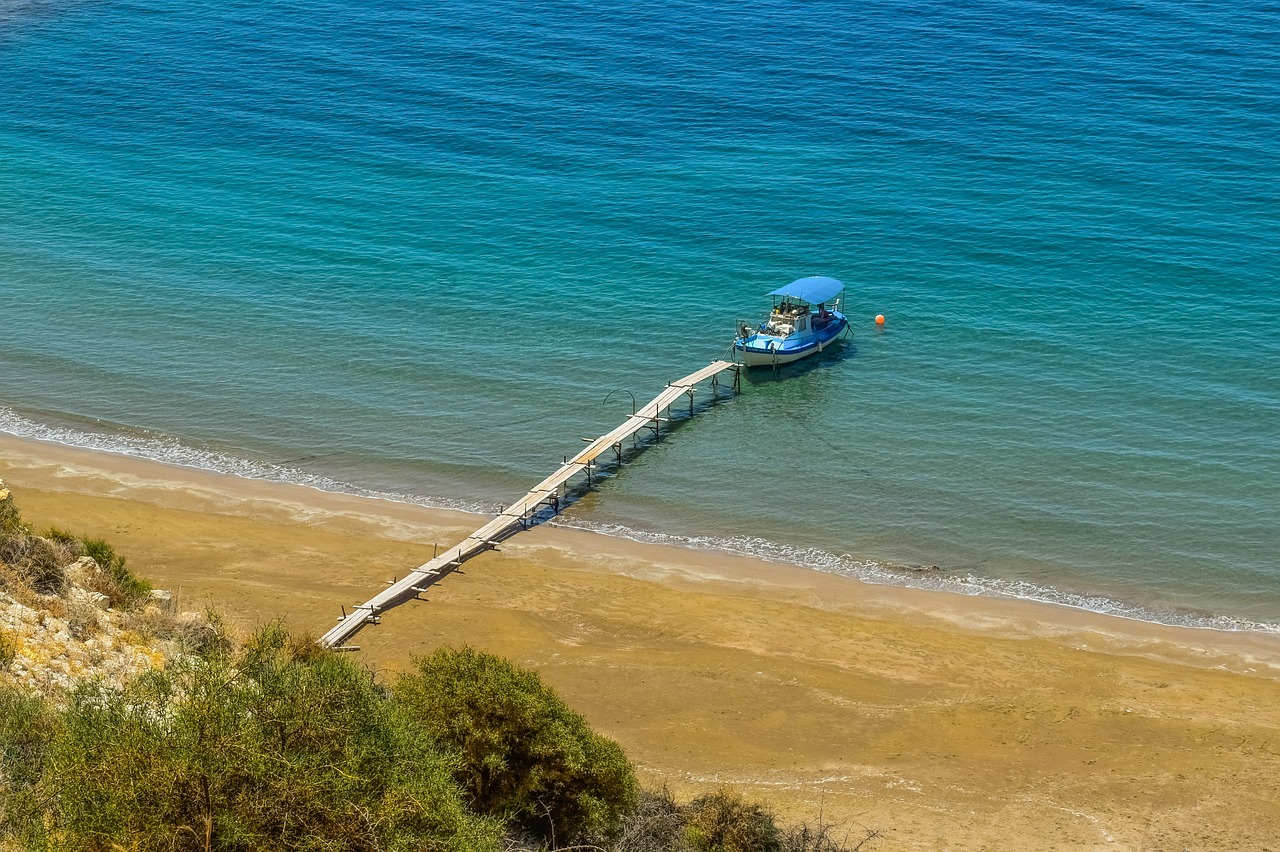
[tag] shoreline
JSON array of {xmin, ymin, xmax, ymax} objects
[
  {"xmin": 4, "ymin": 431, "xmax": 1280, "ymax": 848},
  {"xmin": 3, "ymin": 411, "xmax": 1275, "ymax": 637},
  {"xmin": 1, "ymin": 430, "xmax": 1278, "ymax": 674},
  {"xmin": 2, "ymin": 429, "xmax": 1278, "ymax": 661}
]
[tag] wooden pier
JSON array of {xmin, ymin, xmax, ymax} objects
[{"xmin": 318, "ymin": 359, "xmax": 741, "ymax": 650}]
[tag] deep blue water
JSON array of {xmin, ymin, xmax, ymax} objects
[{"xmin": 2, "ymin": 0, "xmax": 1278, "ymax": 629}]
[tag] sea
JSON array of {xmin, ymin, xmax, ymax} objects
[{"xmin": 2, "ymin": 0, "xmax": 1277, "ymax": 631}]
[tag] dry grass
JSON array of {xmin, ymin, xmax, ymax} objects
[
  {"xmin": 0, "ymin": 534, "xmax": 65, "ymax": 597},
  {"xmin": 62, "ymin": 594, "xmax": 103, "ymax": 642},
  {"xmin": 0, "ymin": 496, "xmax": 151, "ymax": 616},
  {"xmin": 608, "ymin": 788, "xmax": 882, "ymax": 852},
  {"xmin": 0, "ymin": 628, "xmax": 16, "ymax": 670},
  {"xmin": 0, "ymin": 491, "xmax": 192, "ymax": 682},
  {"xmin": 128, "ymin": 603, "xmax": 231, "ymax": 658}
]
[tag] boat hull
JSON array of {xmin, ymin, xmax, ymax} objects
[{"xmin": 734, "ymin": 315, "xmax": 847, "ymax": 368}]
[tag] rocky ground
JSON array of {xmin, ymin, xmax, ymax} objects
[
  {"xmin": 1, "ymin": 563, "xmax": 166, "ymax": 697},
  {"xmin": 0, "ymin": 479, "xmax": 208, "ymax": 701}
]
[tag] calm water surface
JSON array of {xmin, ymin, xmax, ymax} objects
[{"xmin": 2, "ymin": 0, "xmax": 1278, "ymax": 628}]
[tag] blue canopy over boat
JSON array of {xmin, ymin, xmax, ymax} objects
[{"xmin": 768, "ymin": 276, "xmax": 844, "ymax": 305}]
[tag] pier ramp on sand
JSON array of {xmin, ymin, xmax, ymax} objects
[{"xmin": 319, "ymin": 360, "xmax": 741, "ymax": 650}]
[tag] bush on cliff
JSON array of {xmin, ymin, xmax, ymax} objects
[
  {"xmin": 0, "ymin": 484, "xmax": 872, "ymax": 851},
  {"xmin": 0, "ymin": 489, "xmax": 21, "ymax": 536},
  {"xmin": 394, "ymin": 646, "xmax": 638, "ymax": 847},
  {"xmin": 0, "ymin": 487, "xmax": 151, "ymax": 607},
  {"xmin": 14, "ymin": 624, "xmax": 500, "ymax": 852},
  {"xmin": 611, "ymin": 788, "xmax": 880, "ymax": 852},
  {"xmin": 683, "ymin": 790, "xmax": 782, "ymax": 852},
  {"xmin": 0, "ymin": 688, "xmax": 56, "ymax": 800},
  {"xmin": 0, "ymin": 491, "xmax": 62, "ymax": 596},
  {"xmin": 0, "ymin": 531, "xmax": 65, "ymax": 596},
  {"xmin": 78, "ymin": 536, "xmax": 151, "ymax": 607},
  {"xmin": 2, "ymin": 625, "xmax": 641, "ymax": 852}
]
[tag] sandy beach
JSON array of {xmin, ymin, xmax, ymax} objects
[{"xmin": 2, "ymin": 431, "xmax": 1278, "ymax": 851}]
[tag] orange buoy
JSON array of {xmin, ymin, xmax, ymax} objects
[{"xmin": 875, "ymin": 314, "xmax": 885, "ymax": 325}]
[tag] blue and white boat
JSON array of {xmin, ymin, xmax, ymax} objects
[{"xmin": 733, "ymin": 277, "xmax": 849, "ymax": 368}]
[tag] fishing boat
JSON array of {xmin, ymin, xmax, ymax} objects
[{"xmin": 733, "ymin": 276, "xmax": 849, "ymax": 368}]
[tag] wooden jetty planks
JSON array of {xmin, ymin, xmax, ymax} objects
[{"xmin": 318, "ymin": 359, "xmax": 739, "ymax": 649}]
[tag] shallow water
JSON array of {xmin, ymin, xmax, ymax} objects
[{"xmin": 2, "ymin": 0, "xmax": 1277, "ymax": 628}]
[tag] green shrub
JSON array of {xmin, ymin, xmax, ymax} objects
[
  {"xmin": 684, "ymin": 790, "xmax": 782, "ymax": 852},
  {"xmin": 0, "ymin": 492, "xmax": 23, "ymax": 537},
  {"xmin": 42, "ymin": 527, "xmax": 81, "ymax": 554},
  {"xmin": 0, "ymin": 688, "xmax": 55, "ymax": 788},
  {"xmin": 611, "ymin": 789, "xmax": 880, "ymax": 852},
  {"xmin": 21, "ymin": 623, "xmax": 500, "ymax": 852},
  {"xmin": 394, "ymin": 646, "xmax": 638, "ymax": 846},
  {"xmin": 0, "ymin": 686, "xmax": 58, "ymax": 836},
  {"xmin": 170, "ymin": 609, "xmax": 234, "ymax": 660},
  {"xmin": 80, "ymin": 537, "xmax": 150, "ymax": 608}
]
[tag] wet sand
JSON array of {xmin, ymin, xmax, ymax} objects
[{"xmin": 2, "ymin": 432, "xmax": 1278, "ymax": 850}]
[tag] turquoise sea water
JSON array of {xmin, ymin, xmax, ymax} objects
[{"xmin": 2, "ymin": 0, "xmax": 1277, "ymax": 629}]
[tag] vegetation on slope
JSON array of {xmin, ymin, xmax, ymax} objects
[
  {"xmin": 0, "ymin": 483, "xmax": 150, "ymax": 608},
  {"xmin": 5, "ymin": 625, "xmax": 505, "ymax": 852},
  {"xmin": 396, "ymin": 645, "xmax": 637, "ymax": 845},
  {"xmin": 0, "ymin": 483, "xmax": 879, "ymax": 852},
  {"xmin": 0, "ymin": 482, "xmax": 218, "ymax": 698}
]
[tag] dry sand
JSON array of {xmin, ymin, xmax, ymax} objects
[{"xmin": 2, "ymin": 432, "xmax": 1278, "ymax": 851}]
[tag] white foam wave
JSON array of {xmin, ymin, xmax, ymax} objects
[
  {"xmin": 0, "ymin": 407, "xmax": 498, "ymax": 516},
  {"xmin": 4, "ymin": 406, "xmax": 1277, "ymax": 635},
  {"xmin": 548, "ymin": 517, "xmax": 1280, "ymax": 635}
]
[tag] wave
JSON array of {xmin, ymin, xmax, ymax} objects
[
  {"xmin": 547, "ymin": 518, "xmax": 1280, "ymax": 635},
  {"xmin": 0, "ymin": 406, "xmax": 499, "ymax": 516},
  {"xmin": 3, "ymin": 406, "xmax": 1276, "ymax": 636}
]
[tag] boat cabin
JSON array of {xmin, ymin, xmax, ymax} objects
[{"xmin": 734, "ymin": 276, "xmax": 850, "ymax": 368}]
